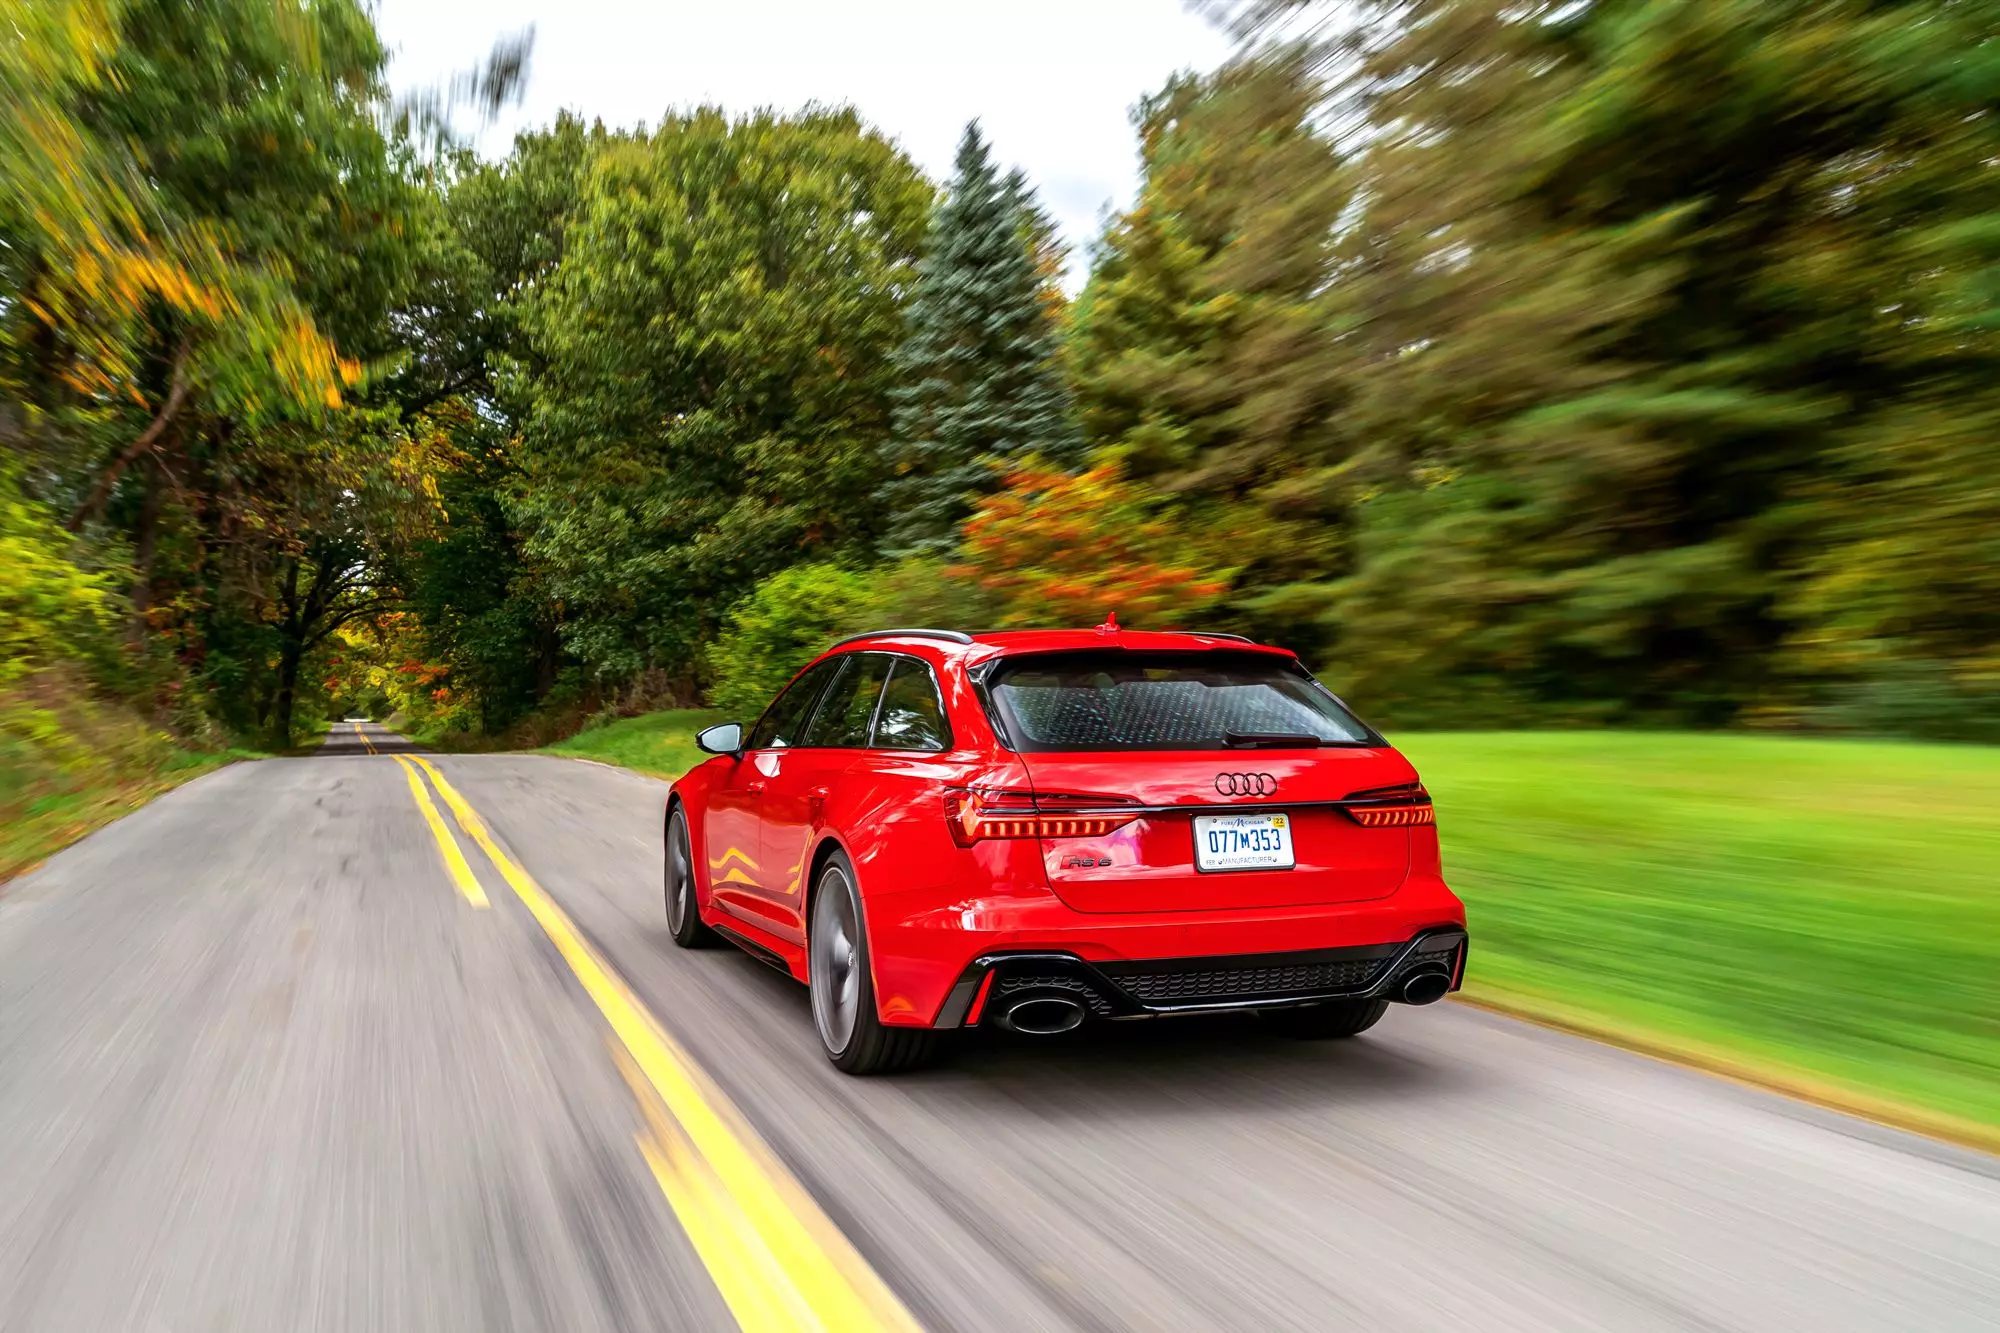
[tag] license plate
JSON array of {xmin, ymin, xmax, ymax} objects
[{"xmin": 1193, "ymin": 812, "xmax": 1295, "ymax": 872}]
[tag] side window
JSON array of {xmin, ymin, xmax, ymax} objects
[
  {"xmin": 746, "ymin": 657, "xmax": 841, "ymax": 751},
  {"xmin": 800, "ymin": 652, "xmax": 893, "ymax": 748},
  {"xmin": 873, "ymin": 658, "xmax": 950, "ymax": 752}
]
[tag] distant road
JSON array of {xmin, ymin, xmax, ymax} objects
[{"xmin": 1, "ymin": 720, "xmax": 1995, "ymax": 1331}]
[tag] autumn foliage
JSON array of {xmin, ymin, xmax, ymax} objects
[{"xmin": 954, "ymin": 461, "xmax": 1230, "ymax": 629}]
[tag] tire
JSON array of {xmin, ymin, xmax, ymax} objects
[
  {"xmin": 1257, "ymin": 998, "xmax": 1389, "ymax": 1040},
  {"xmin": 665, "ymin": 806, "xmax": 719, "ymax": 948},
  {"xmin": 809, "ymin": 853, "xmax": 937, "ymax": 1075}
]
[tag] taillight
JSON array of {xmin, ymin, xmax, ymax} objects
[
  {"xmin": 944, "ymin": 789, "xmax": 1141, "ymax": 845},
  {"xmin": 1349, "ymin": 806, "xmax": 1435, "ymax": 827},
  {"xmin": 1339, "ymin": 781, "xmax": 1436, "ymax": 827}
]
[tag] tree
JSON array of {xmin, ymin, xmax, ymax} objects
[
  {"xmin": 0, "ymin": 0, "xmax": 372, "ymax": 533},
  {"xmin": 1, "ymin": 0, "xmax": 554, "ymax": 746},
  {"xmin": 954, "ymin": 459, "xmax": 1233, "ymax": 629},
  {"xmin": 262, "ymin": 516, "xmax": 391, "ymax": 747},
  {"xmin": 1068, "ymin": 53, "xmax": 1354, "ymax": 649},
  {"xmin": 377, "ymin": 120, "xmax": 594, "ymax": 733},
  {"xmin": 1073, "ymin": 54, "xmax": 1346, "ymax": 495},
  {"xmin": 877, "ymin": 123, "xmax": 1079, "ymax": 552},
  {"xmin": 512, "ymin": 107, "xmax": 933, "ymax": 689},
  {"xmin": 0, "ymin": 456, "xmax": 121, "ymax": 686},
  {"xmin": 0, "ymin": 0, "xmax": 424, "ymax": 739},
  {"xmin": 0, "ymin": 1, "xmax": 556, "ymax": 747},
  {"xmin": 706, "ymin": 556, "xmax": 999, "ymax": 718}
]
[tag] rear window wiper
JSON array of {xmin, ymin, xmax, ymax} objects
[{"xmin": 1223, "ymin": 730, "xmax": 1324, "ymax": 749}]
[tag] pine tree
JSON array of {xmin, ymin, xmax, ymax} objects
[{"xmin": 878, "ymin": 123, "xmax": 1079, "ymax": 553}]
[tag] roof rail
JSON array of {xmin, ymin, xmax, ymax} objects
[
  {"xmin": 826, "ymin": 627, "xmax": 975, "ymax": 650},
  {"xmin": 957, "ymin": 628, "xmax": 1259, "ymax": 644}
]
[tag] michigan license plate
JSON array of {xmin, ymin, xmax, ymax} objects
[{"xmin": 1193, "ymin": 812, "xmax": 1295, "ymax": 872}]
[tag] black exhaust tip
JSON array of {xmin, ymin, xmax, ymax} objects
[
  {"xmin": 999, "ymin": 995, "xmax": 1087, "ymax": 1035},
  {"xmin": 1398, "ymin": 970, "xmax": 1451, "ymax": 1006}
]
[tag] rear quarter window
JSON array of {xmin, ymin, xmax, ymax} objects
[{"xmin": 873, "ymin": 658, "xmax": 950, "ymax": 752}]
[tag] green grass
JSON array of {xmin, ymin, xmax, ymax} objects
[
  {"xmin": 1398, "ymin": 732, "xmax": 2000, "ymax": 1137},
  {"xmin": 539, "ymin": 708, "xmax": 725, "ymax": 780},
  {"xmin": 0, "ymin": 671, "xmax": 252, "ymax": 884},
  {"xmin": 547, "ymin": 711, "xmax": 2000, "ymax": 1138}
]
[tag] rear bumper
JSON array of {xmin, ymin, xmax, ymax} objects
[
  {"xmin": 932, "ymin": 927, "xmax": 1467, "ymax": 1028},
  {"xmin": 865, "ymin": 872, "xmax": 1467, "ymax": 1027}
]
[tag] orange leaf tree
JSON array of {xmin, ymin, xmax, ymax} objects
[{"xmin": 954, "ymin": 459, "xmax": 1233, "ymax": 628}]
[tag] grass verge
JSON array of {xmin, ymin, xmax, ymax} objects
[
  {"xmin": 0, "ymin": 670, "xmax": 253, "ymax": 884},
  {"xmin": 538, "ymin": 708, "xmax": 725, "ymax": 780},
  {"xmin": 1398, "ymin": 731, "xmax": 2000, "ymax": 1144}
]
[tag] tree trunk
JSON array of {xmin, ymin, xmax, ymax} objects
[
  {"xmin": 69, "ymin": 340, "xmax": 191, "ymax": 531},
  {"xmin": 269, "ymin": 637, "xmax": 303, "ymax": 751},
  {"xmin": 129, "ymin": 452, "xmax": 162, "ymax": 645},
  {"xmin": 535, "ymin": 624, "xmax": 562, "ymax": 701}
]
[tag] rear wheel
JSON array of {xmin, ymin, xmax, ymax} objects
[
  {"xmin": 1257, "ymin": 998, "xmax": 1388, "ymax": 1040},
  {"xmin": 664, "ymin": 807, "xmax": 718, "ymax": 948},
  {"xmin": 809, "ymin": 853, "xmax": 936, "ymax": 1075}
]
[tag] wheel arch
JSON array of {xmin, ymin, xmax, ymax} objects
[
  {"xmin": 801, "ymin": 831, "xmax": 919, "ymax": 1027},
  {"xmin": 800, "ymin": 831, "xmax": 854, "ymax": 945}
]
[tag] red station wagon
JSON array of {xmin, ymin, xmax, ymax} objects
[{"xmin": 664, "ymin": 623, "xmax": 1468, "ymax": 1073}]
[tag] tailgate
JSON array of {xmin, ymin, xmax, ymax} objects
[{"xmin": 1022, "ymin": 750, "xmax": 1415, "ymax": 914}]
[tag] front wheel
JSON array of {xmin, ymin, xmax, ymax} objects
[
  {"xmin": 1257, "ymin": 998, "xmax": 1388, "ymax": 1040},
  {"xmin": 664, "ymin": 806, "xmax": 718, "ymax": 948},
  {"xmin": 809, "ymin": 854, "xmax": 936, "ymax": 1075}
]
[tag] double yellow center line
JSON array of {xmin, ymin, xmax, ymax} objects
[
  {"xmin": 394, "ymin": 756, "xmax": 487, "ymax": 907},
  {"xmin": 390, "ymin": 752, "xmax": 921, "ymax": 1333}
]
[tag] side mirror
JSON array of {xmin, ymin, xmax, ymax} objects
[{"xmin": 696, "ymin": 722, "xmax": 744, "ymax": 756}]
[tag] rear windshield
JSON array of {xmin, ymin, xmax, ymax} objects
[{"xmin": 987, "ymin": 651, "xmax": 1375, "ymax": 752}]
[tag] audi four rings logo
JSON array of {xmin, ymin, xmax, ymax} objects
[{"xmin": 1214, "ymin": 772, "xmax": 1278, "ymax": 797}]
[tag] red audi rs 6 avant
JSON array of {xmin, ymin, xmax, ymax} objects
[{"xmin": 663, "ymin": 624, "xmax": 1467, "ymax": 1074}]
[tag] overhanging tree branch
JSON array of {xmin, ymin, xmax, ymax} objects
[
  {"xmin": 69, "ymin": 340, "xmax": 193, "ymax": 531},
  {"xmin": 304, "ymin": 597, "xmax": 400, "ymax": 651}
]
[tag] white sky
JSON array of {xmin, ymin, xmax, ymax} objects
[{"xmin": 372, "ymin": 0, "xmax": 1235, "ymax": 285}]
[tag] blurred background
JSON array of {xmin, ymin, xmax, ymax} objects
[{"xmin": 1, "ymin": 0, "xmax": 1995, "ymax": 1141}]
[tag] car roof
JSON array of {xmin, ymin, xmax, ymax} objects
[{"xmin": 829, "ymin": 627, "xmax": 1297, "ymax": 666}]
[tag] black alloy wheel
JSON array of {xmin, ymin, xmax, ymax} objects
[
  {"xmin": 665, "ymin": 806, "xmax": 718, "ymax": 948},
  {"xmin": 809, "ymin": 852, "xmax": 937, "ymax": 1075}
]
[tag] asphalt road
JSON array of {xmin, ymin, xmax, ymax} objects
[{"xmin": 1, "ymin": 720, "xmax": 1996, "ymax": 1331}]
